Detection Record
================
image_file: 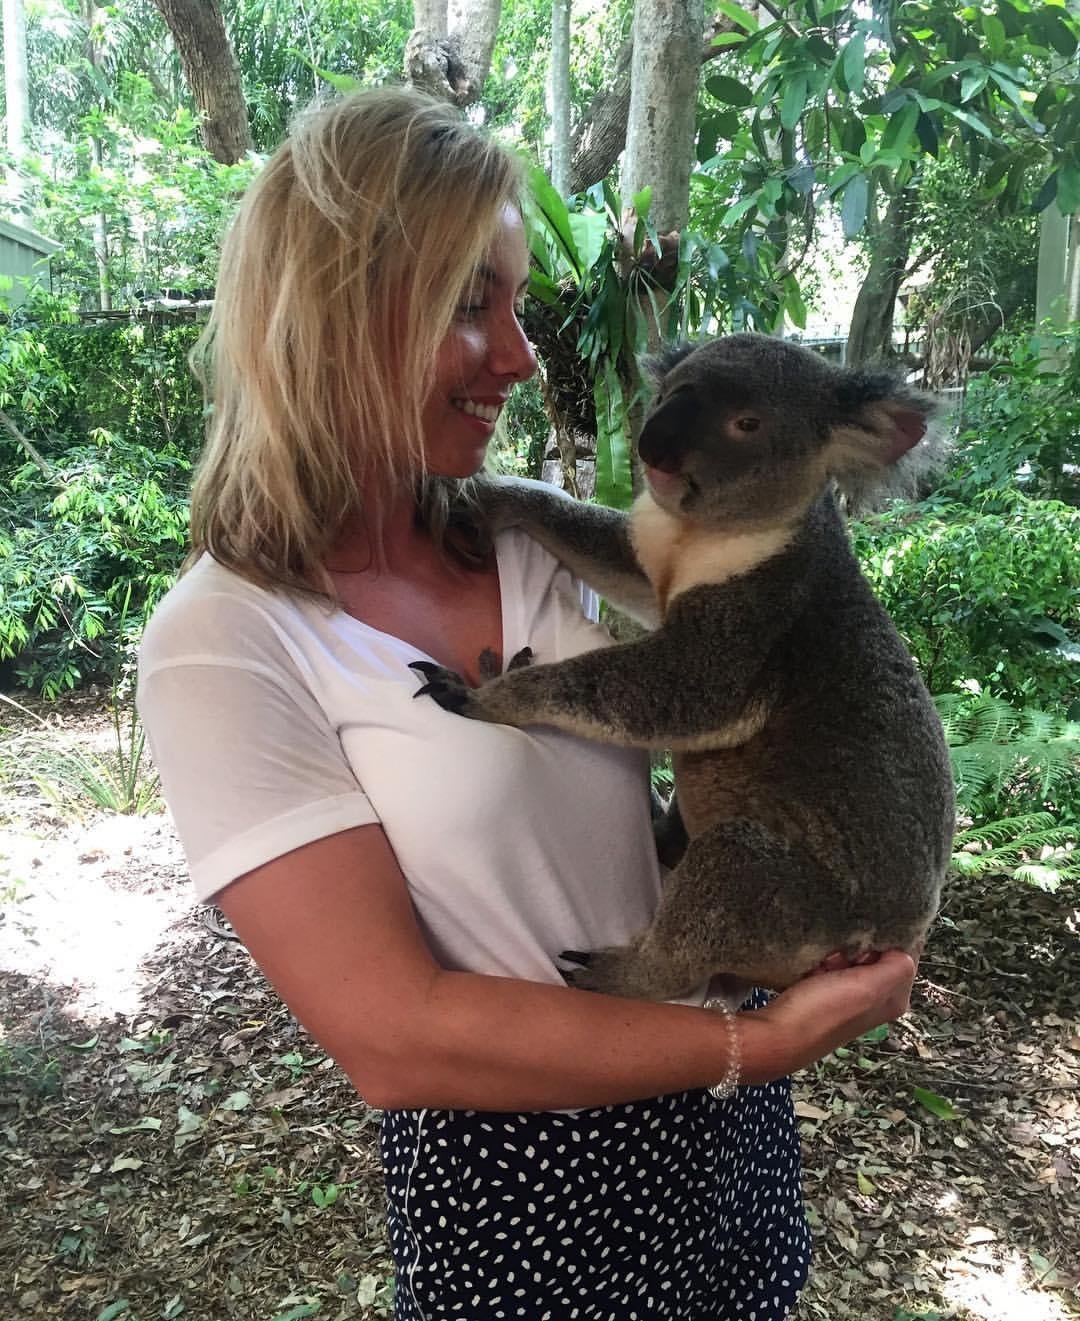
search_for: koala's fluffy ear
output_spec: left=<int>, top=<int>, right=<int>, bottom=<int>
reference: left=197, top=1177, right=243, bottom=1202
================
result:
left=828, top=370, right=947, bottom=511
left=641, top=342, right=698, bottom=389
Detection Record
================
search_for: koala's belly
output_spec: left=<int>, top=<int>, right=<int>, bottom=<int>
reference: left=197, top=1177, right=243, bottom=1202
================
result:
left=672, top=746, right=797, bottom=839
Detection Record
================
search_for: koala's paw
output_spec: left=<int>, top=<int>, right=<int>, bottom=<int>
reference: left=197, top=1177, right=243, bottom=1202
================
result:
left=409, top=661, right=476, bottom=716
left=559, top=946, right=653, bottom=999
left=476, top=645, right=533, bottom=681
left=477, top=648, right=501, bottom=682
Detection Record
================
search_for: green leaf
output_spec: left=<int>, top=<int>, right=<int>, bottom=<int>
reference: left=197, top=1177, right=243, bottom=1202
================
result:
left=781, top=75, right=809, bottom=132
left=720, top=195, right=760, bottom=226
left=857, top=1169, right=876, bottom=1194
left=1039, top=10, right=1078, bottom=56
left=840, top=173, right=869, bottom=238
left=711, top=32, right=748, bottom=47
left=269, top=1306, right=321, bottom=1321
left=941, top=105, right=995, bottom=139
left=592, top=363, right=634, bottom=511
left=706, top=75, right=754, bottom=107
left=525, top=166, right=582, bottom=279
left=988, top=69, right=1027, bottom=113
left=914, top=112, right=939, bottom=157
left=783, top=277, right=807, bottom=329
left=313, top=68, right=361, bottom=93
left=1056, top=166, right=1080, bottom=216
left=841, top=33, right=866, bottom=97
left=881, top=102, right=920, bottom=153
left=631, top=186, right=653, bottom=221
left=913, top=1087, right=962, bottom=1120
left=824, top=162, right=860, bottom=198
left=980, top=13, right=1007, bottom=57
left=714, top=0, right=759, bottom=32
left=96, top=1304, right=130, bottom=1321
left=1032, top=171, right=1058, bottom=213
left=960, top=68, right=989, bottom=103
left=567, top=211, right=608, bottom=275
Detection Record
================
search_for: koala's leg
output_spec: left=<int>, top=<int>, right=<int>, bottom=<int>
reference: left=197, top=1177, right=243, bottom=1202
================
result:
left=561, top=820, right=849, bottom=1001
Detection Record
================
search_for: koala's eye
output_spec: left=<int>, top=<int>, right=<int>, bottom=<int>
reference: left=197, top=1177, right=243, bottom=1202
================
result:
left=734, top=415, right=761, bottom=433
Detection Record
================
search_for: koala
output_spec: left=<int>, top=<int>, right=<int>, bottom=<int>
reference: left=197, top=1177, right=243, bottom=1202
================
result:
left=412, top=334, right=956, bottom=1002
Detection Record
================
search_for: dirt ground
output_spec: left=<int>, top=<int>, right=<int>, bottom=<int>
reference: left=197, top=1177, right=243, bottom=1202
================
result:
left=1, top=695, right=1078, bottom=1321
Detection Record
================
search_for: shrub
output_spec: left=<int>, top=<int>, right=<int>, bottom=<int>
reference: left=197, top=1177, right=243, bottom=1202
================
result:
left=852, top=490, right=1079, bottom=714
left=942, top=323, right=1080, bottom=506
left=0, top=298, right=198, bottom=694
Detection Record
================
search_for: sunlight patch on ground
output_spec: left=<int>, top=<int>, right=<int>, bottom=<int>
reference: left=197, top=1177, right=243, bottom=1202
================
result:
left=942, top=1245, right=1072, bottom=1321
left=0, top=813, right=195, bottom=1023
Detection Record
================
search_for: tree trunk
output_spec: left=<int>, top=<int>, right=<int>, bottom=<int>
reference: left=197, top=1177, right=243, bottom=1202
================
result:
left=151, top=0, right=252, bottom=165
left=2, top=0, right=28, bottom=206
left=405, top=0, right=501, bottom=106
left=549, top=0, right=571, bottom=195
left=90, top=133, right=112, bottom=311
left=846, top=185, right=914, bottom=366
left=567, top=10, right=736, bottom=195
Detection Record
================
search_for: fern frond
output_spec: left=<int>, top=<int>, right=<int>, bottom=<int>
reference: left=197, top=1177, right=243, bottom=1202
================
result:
left=953, top=813, right=1057, bottom=847
left=934, top=692, right=1080, bottom=813
left=950, top=811, right=1078, bottom=889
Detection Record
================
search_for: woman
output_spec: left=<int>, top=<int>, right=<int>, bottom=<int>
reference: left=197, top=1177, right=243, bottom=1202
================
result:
left=138, top=87, right=916, bottom=1320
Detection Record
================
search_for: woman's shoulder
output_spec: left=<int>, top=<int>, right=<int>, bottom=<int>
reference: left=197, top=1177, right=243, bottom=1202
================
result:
left=139, top=555, right=312, bottom=673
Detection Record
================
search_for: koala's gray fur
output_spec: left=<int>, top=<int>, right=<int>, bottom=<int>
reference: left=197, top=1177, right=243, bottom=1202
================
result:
left=413, top=334, right=956, bottom=1002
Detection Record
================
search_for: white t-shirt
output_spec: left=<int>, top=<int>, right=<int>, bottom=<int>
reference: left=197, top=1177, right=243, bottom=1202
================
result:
left=137, top=530, right=670, bottom=990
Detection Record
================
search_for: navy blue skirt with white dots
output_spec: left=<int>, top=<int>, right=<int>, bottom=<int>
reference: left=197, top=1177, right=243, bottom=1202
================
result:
left=380, top=1071, right=810, bottom=1320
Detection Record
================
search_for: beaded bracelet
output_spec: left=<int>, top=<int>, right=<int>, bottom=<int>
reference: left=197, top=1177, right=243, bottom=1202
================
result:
left=703, top=995, right=742, bottom=1100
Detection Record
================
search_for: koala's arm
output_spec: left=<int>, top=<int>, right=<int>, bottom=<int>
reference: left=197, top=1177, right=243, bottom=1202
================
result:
left=415, top=596, right=777, bottom=749
left=476, top=477, right=658, bottom=628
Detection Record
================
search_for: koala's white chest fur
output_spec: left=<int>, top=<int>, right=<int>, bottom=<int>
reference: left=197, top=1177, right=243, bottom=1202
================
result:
left=629, top=491, right=793, bottom=614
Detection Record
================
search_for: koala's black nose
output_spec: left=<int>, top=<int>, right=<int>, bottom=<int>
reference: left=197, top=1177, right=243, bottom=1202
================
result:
left=638, top=391, right=698, bottom=471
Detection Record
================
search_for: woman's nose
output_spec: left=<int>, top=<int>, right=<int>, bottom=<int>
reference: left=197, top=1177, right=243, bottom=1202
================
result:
left=490, top=312, right=538, bottom=384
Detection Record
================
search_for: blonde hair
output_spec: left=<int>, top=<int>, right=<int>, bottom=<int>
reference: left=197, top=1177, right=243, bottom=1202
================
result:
left=188, top=86, right=523, bottom=592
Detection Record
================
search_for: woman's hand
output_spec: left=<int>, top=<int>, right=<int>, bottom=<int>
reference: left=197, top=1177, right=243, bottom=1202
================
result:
left=740, top=949, right=917, bottom=1084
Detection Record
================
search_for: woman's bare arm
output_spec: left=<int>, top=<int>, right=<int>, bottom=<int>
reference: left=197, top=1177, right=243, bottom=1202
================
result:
left=218, top=823, right=915, bottom=1112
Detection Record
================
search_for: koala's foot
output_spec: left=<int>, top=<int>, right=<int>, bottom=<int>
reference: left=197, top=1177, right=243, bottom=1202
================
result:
left=477, top=648, right=500, bottom=682
left=478, top=646, right=532, bottom=682
left=559, top=945, right=693, bottom=1001
left=409, top=661, right=478, bottom=716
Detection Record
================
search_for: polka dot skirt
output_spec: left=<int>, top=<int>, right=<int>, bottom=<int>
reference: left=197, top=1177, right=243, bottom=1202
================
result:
left=380, top=1071, right=810, bottom=1319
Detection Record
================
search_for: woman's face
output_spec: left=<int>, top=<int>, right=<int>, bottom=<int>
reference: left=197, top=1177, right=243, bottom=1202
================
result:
left=421, top=205, right=537, bottom=477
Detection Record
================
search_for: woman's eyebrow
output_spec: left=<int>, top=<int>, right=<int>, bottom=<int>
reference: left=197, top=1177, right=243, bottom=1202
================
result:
left=474, top=263, right=530, bottom=294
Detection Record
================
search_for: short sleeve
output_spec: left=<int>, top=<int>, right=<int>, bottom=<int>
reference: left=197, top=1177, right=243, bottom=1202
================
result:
left=138, top=601, right=378, bottom=900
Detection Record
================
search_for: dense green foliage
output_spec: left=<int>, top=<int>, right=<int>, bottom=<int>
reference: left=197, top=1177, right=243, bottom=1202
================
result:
left=853, top=488, right=1079, bottom=711
left=0, top=305, right=195, bottom=694
left=943, top=326, right=1080, bottom=505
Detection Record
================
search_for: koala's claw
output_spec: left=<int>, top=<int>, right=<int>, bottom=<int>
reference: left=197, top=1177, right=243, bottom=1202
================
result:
left=507, top=646, right=535, bottom=671
left=559, top=949, right=593, bottom=967
left=409, top=661, right=471, bottom=714
left=559, top=948, right=605, bottom=993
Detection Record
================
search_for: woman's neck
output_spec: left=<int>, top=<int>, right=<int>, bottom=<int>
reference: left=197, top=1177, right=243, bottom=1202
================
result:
left=325, top=494, right=430, bottom=577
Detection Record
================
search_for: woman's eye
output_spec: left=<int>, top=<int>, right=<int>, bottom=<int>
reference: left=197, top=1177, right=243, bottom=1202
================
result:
left=735, top=415, right=761, bottom=432
left=456, top=304, right=486, bottom=321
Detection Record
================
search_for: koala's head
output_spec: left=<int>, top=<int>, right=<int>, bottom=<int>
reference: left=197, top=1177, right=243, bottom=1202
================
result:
left=638, top=334, right=938, bottom=528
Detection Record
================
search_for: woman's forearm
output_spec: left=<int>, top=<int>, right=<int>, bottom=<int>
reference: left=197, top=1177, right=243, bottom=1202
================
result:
left=352, top=952, right=915, bottom=1111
